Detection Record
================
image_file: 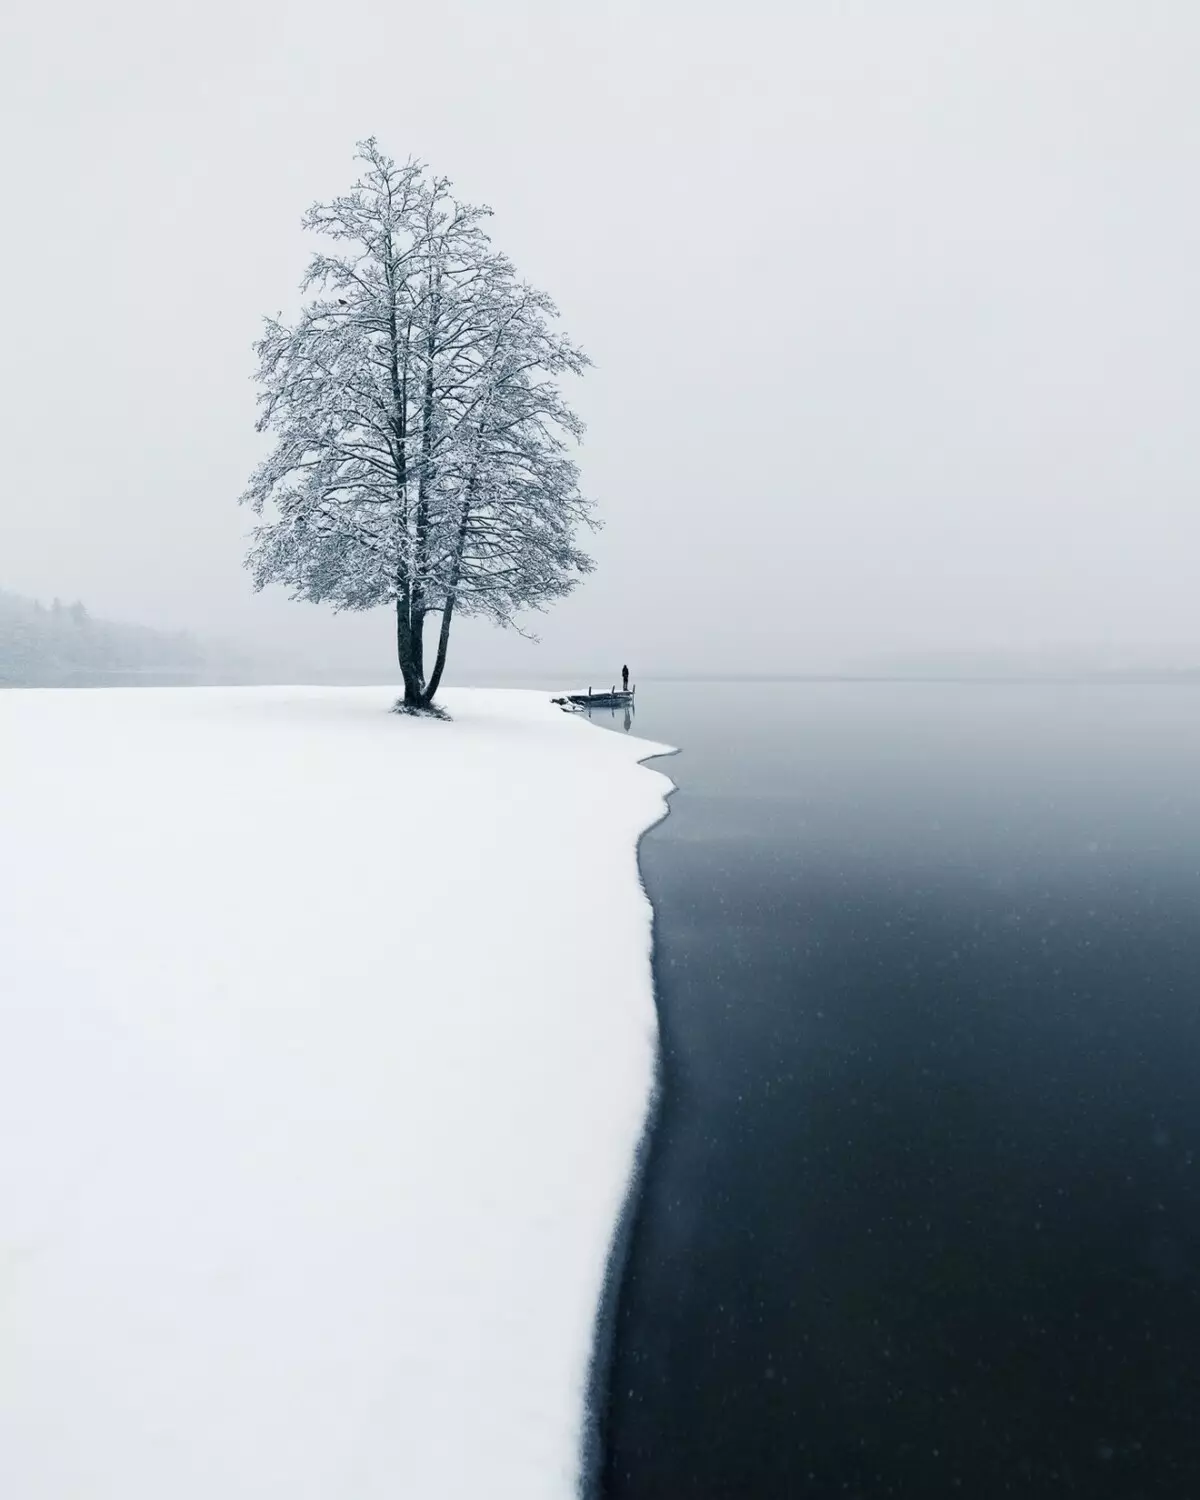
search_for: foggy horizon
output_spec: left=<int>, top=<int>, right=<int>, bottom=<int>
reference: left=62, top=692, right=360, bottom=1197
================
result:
left=4, top=3, right=1199, bottom=678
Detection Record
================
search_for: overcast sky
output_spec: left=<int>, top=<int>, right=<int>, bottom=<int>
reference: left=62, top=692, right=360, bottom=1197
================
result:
left=2, top=2, right=1198, bottom=676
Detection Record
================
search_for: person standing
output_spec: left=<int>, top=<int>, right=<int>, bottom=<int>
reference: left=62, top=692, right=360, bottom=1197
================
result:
left=622, top=664, right=630, bottom=692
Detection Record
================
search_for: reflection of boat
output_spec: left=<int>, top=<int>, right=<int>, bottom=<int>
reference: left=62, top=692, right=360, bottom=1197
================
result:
left=552, top=686, right=635, bottom=710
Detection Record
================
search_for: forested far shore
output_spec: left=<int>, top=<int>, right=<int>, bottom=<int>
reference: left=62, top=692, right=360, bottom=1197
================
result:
left=0, top=589, right=207, bottom=685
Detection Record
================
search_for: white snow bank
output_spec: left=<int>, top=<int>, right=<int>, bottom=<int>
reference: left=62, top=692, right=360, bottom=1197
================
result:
left=0, top=687, right=673, bottom=1500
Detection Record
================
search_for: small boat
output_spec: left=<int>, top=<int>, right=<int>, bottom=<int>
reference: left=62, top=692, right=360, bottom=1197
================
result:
left=551, top=685, right=636, bottom=710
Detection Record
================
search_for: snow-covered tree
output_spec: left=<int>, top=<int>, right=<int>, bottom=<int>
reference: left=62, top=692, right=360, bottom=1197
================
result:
left=240, top=140, right=594, bottom=707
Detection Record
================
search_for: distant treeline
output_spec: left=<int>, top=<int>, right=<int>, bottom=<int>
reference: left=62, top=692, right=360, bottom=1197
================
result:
left=0, top=590, right=204, bottom=685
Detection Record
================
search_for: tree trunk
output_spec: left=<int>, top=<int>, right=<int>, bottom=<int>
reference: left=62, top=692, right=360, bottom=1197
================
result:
left=396, top=597, right=423, bottom=704
left=383, top=230, right=418, bottom=703
left=422, top=595, right=456, bottom=706
left=421, top=485, right=473, bottom=707
left=411, top=607, right=426, bottom=693
left=410, top=272, right=440, bottom=671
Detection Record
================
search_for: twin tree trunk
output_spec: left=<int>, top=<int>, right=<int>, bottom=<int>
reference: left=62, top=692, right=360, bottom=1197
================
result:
left=396, top=447, right=474, bottom=711
left=396, top=594, right=456, bottom=708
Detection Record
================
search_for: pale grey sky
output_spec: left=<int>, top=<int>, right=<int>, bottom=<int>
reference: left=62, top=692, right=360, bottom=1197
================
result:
left=2, top=2, right=1198, bottom=676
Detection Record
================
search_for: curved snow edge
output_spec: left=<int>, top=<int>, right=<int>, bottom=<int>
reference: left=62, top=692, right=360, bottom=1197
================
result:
left=577, top=738, right=680, bottom=1500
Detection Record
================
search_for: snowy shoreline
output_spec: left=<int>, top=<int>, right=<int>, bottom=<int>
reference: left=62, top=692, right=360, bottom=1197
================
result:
left=0, top=686, right=673, bottom=1500
left=578, top=739, right=678, bottom=1500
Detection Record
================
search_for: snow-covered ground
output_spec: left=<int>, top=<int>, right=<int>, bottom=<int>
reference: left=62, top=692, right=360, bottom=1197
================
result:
left=0, top=687, right=672, bottom=1499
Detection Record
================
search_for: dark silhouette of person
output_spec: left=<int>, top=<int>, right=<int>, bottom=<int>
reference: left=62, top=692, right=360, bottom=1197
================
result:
left=622, top=664, right=630, bottom=692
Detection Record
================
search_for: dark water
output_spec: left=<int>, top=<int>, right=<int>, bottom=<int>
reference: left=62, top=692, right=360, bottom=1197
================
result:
left=593, top=682, right=1200, bottom=1499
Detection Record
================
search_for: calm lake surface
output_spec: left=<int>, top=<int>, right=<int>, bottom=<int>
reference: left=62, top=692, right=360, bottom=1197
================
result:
left=589, top=681, right=1200, bottom=1499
